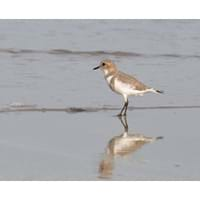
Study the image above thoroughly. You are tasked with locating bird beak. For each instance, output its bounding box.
[93,66,100,70]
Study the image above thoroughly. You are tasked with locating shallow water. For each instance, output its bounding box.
[0,20,200,180]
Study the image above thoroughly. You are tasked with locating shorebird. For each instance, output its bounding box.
[93,59,163,116]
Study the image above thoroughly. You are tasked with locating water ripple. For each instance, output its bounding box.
[1,48,200,59]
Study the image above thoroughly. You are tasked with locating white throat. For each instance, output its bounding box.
[106,75,113,84]
[103,69,109,76]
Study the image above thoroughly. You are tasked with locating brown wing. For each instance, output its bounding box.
[118,71,150,91]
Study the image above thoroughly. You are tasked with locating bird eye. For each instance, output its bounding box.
[102,63,105,66]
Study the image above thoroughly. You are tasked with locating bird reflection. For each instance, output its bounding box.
[99,116,163,178]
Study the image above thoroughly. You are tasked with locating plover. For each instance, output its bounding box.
[93,59,163,116]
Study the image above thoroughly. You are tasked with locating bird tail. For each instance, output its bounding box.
[156,136,164,140]
[148,88,164,94]
[155,89,164,94]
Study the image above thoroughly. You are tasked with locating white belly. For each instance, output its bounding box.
[114,79,146,96]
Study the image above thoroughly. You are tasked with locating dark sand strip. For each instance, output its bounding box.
[0,105,200,113]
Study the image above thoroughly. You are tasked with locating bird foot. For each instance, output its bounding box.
[117,113,126,117]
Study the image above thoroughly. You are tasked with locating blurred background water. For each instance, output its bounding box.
[0,20,200,180]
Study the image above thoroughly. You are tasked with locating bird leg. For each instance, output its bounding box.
[118,99,129,116]
[123,100,129,116]
[117,102,126,116]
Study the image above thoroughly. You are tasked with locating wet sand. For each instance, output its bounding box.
[0,107,199,180]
